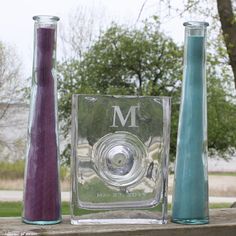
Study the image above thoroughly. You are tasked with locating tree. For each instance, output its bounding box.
[58,16,236,164]
[217,0,236,88]
[208,90,236,157]
[0,41,23,162]
[60,6,105,61]
[58,17,183,163]
[0,41,22,118]
[80,19,183,96]
[157,0,236,88]
[152,0,236,155]
[207,66,236,156]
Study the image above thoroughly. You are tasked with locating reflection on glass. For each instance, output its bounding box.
[71,95,171,224]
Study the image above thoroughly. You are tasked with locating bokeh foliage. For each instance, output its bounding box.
[58,17,236,164]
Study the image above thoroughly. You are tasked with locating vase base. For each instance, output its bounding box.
[71,218,167,225]
[171,217,209,225]
[22,218,62,225]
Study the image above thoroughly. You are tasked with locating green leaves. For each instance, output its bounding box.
[58,16,236,164]
[207,75,236,157]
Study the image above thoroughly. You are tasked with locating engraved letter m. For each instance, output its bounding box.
[110,105,139,128]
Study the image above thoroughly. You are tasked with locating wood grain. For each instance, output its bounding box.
[1,208,236,236]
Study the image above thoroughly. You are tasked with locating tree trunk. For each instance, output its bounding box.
[216,0,236,88]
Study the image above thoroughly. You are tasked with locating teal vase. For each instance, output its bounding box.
[172,21,209,225]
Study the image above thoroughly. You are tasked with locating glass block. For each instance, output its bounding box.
[71,95,171,224]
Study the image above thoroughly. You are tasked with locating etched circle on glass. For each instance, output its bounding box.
[92,131,148,187]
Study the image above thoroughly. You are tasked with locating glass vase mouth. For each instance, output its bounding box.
[183,21,209,28]
[33,15,60,22]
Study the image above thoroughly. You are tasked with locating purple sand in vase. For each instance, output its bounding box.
[23,16,61,225]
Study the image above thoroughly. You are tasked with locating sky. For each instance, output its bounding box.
[0,0,187,79]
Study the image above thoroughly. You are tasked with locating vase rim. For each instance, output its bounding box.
[33,15,60,22]
[183,21,209,27]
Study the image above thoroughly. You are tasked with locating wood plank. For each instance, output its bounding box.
[0,208,236,236]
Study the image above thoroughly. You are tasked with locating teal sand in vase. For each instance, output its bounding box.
[172,21,209,224]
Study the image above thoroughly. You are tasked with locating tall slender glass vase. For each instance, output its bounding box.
[23,15,61,225]
[172,21,209,225]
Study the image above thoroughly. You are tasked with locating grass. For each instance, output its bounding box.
[0,202,70,217]
[0,161,25,179]
[0,160,69,181]
[209,203,231,209]
[0,202,232,217]
[209,172,236,177]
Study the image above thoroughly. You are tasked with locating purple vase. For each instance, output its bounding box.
[23,15,61,225]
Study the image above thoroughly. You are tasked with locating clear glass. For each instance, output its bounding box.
[172,21,209,225]
[71,95,171,224]
[23,15,61,225]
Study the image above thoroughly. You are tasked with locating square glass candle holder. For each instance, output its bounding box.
[71,95,171,224]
